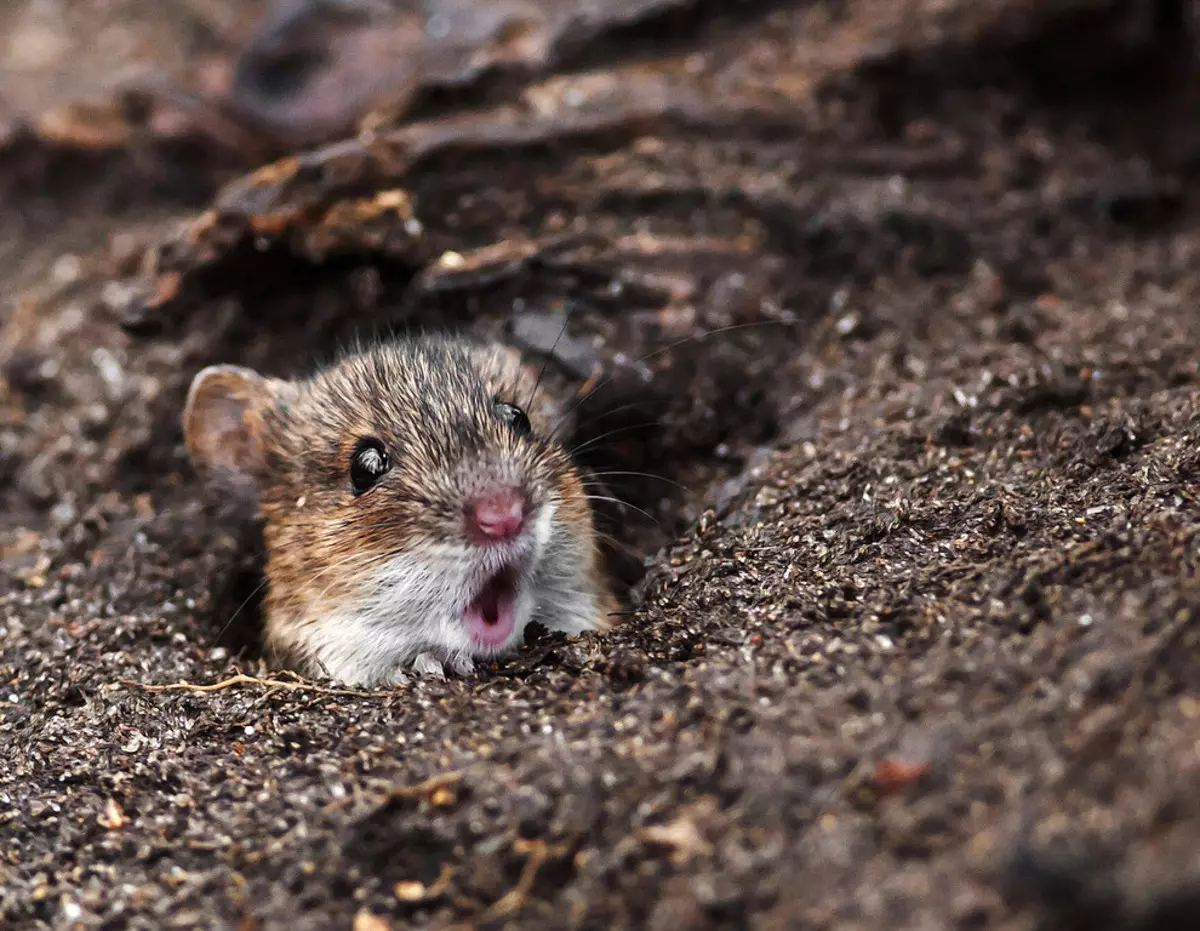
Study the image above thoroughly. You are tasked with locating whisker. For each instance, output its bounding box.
[589,528,644,557]
[215,576,272,644]
[551,320,784,437]
[568,421,662,458]
[567,397,659,439]
[583,494,662,526]
[580,486,625,502]
[578,480,670,505]
[585,470,690,492]
[524,308,575,414]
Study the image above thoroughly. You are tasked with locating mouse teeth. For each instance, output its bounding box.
[463,569,518,649]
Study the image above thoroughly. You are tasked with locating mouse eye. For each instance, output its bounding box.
[350,438,389,495]
[493,400,532,437]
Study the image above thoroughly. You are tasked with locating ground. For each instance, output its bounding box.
[2,0,1200,929]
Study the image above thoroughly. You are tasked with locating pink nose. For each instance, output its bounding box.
[466,487,526,541]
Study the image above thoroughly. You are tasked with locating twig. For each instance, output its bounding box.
[384,771,464,802]
[122,673,395,698]
[427,863,458,898]
[479,838,567,922]
[328,771,465,814]
[395,863,458,904]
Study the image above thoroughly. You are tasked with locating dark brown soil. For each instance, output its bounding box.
[4,1,1200,929]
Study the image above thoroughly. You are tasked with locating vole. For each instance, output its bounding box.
[183,334,618,687]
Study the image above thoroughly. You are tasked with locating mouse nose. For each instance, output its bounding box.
[466,486,527,542]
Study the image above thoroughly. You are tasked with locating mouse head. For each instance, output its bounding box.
[183,335,612,686]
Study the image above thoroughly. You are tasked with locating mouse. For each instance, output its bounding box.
[182,333,618,687]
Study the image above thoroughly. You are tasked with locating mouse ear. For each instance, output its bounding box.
[183,365,283,483]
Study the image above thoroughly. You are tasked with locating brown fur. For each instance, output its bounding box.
[184,334,616,677]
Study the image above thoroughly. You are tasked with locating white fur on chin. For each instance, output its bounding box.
[290,502,605,687]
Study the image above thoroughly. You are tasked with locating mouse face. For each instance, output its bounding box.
[183,335,616,686]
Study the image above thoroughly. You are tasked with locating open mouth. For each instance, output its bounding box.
[463,568,519,649]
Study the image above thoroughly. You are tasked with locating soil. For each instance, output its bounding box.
[3,0,1200,929]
